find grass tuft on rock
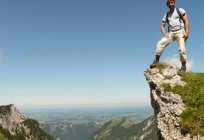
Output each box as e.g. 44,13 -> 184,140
162,71 -> 204,136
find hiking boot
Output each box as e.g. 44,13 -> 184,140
181,65 -> 186,72
150,60 -> 158,69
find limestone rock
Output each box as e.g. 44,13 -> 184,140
144,65 -> 204,140
0,104 -> 27,135
0,104 -> 55,140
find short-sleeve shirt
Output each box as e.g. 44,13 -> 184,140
162,8 -> 186,31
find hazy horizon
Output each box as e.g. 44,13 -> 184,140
13,101 -> 151,110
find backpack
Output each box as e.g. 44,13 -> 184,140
166,8 -> 184,31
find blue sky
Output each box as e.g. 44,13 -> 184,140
0,0 -> 203,107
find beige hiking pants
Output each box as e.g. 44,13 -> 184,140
156,29 -> 187,63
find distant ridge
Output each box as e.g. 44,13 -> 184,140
90,116 -> 158,140
0,104 -> 55,140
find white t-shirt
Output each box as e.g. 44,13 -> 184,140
162,8 -> 186,31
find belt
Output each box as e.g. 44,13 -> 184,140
171,28 -> 182,32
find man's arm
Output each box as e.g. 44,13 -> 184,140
160,21 -> 169,38
183,14 -> 189,41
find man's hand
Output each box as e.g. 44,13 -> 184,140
164,33 -> 170,38
183,32 -> 189,41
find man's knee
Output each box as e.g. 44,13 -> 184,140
179,51 -> 187,62
179,48 -> 186,55
157,40 -> 165,47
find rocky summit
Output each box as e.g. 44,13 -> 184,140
0,104 -> 55,140
144,64 -> 204,140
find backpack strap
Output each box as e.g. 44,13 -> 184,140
176,8 -> 184,22
166,11 -> 170,24
166,11 -> 171,31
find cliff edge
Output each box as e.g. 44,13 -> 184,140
144,64 -> 204,140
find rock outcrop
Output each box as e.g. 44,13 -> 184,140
144,65 -> 204,140
0,104 -> 55,140
0,104 -> 27,135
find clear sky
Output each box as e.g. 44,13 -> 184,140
0,0 -> 203,107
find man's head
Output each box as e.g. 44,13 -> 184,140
166,0 -> 176,9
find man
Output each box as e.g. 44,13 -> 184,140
150,0 -> 189,71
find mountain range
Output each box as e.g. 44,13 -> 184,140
41,121 -> 101,140
90,116 -> 158,140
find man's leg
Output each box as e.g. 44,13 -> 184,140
150,55 -> 160,68
150,36 -> 172,68
177,31 -> 187,71
181,62 -> 186,71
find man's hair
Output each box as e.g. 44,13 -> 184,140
167,0 -> 175,3
166,0 -> 176,6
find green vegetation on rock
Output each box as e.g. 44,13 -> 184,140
23,119 -> 56,140
0,119 -> 55,140
0,105 -> 10,115
0,133 -> 8,140
162,71 -> 204,136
